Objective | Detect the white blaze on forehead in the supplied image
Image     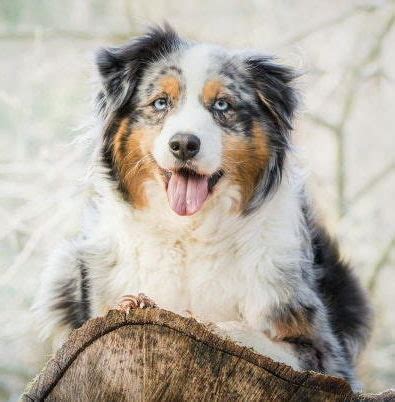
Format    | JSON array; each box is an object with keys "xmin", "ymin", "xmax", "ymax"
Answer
[
  {"xmin": 152, "ymin": 44, "xmax": 225, "ymax": 175},
  {"xmin": 179, "ymin": 44, "xmax": 223, "ymax": 102}
]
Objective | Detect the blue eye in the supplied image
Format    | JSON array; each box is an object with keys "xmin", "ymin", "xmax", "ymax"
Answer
[
  {"xmin": 213, "ymin": 99, "xmax": 230, "ymax": 112},
  {"xmin": 153, "ymin": 98, "xmax": 168, "ymax": 111}
]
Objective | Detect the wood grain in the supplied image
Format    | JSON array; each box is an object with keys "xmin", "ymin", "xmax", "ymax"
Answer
[{"xmin": 22, "ymin": 308, "xmax": 394, "ymax": 401}]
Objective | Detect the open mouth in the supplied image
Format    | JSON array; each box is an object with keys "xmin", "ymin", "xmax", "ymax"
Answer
[{"xmin": 163, "ymin": 167, "xmax": 223, "ymax": 216}]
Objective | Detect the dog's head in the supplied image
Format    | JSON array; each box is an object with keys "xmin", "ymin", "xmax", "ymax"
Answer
[{"xmin": 96, "ymin": 26, "xmax": 297, "ymax": 216}]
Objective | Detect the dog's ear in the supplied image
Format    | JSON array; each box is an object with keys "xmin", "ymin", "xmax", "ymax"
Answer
[
  {"xmin": 95, "ymin": 25, "xmax": 182, "ymax": 115},
  {"xmin": 243, "ymin": 56, "xmax": 299, "ymax": 213},
  {"xmin": 245, "ymin": 55, "xmax": 298, "ymax": 131}
]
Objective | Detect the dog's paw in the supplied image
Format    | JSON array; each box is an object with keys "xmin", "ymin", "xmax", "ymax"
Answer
[{"xmin": 114, "ymin": 293, "xmax": 157, "ymax": 314}]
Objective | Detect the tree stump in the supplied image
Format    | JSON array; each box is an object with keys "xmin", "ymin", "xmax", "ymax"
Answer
[{"xmin": 22, "ymin": 308, "xmax": 393, "ymax": 401}]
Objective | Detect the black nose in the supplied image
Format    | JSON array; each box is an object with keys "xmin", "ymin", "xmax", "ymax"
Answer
[{"xmin": 169, "ymin": 133, "xmax": 201, "ymax": 161}]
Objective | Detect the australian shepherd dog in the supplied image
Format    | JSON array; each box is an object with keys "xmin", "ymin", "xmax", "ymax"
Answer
[{"xmin": 34, "ymin": 26, "xmax": 372, "ymax": 389}]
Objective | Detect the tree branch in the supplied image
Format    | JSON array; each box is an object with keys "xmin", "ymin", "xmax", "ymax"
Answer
[
  {"xmin": 124, "ymin": 0, "xmax": 135, "ymax": 32},
  {"xmin": 306, "ymin": 11, "xmax": 395, "ymax": 218},
  {"xmin": 305, "ymin": 113, "xmax": 337, "ymax": 132},
  {"xmin": 0, "ymin": 29, "xmax": 133, "ymax": 42},
  {"xmin": 277, "ymin": 4, "xmax": 378, "ymax": 47},
  {"xmin": 347, "ymin": 161, "xmax": 395, "ymax": 208},
  {"xmin": 368, "ymin": 236, "xmax": 395, "ymax": 293}
]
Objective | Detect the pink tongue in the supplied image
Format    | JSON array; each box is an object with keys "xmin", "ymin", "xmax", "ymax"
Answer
[{"xmin": 167, "ymin": 173, "xmax": 209, "ymax": 216}]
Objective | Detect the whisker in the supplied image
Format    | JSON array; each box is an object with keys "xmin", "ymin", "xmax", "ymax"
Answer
[{"xmin": 122, "ymin": 154, "xmax": 153, "ymax": 181}]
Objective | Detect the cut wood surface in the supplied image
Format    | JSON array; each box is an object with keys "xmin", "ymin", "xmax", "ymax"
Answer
[{"xmin": 22, "ymin": 308, "xmax": 394, "ymax": 401}]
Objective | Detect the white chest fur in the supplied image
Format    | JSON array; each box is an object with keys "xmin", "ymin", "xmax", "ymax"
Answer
[{"xmin": 87, "ymin": 172, "xmax": 308, "ymax": 331}]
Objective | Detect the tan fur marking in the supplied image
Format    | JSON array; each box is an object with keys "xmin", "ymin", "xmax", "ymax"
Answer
[
  {"xmin": 202, "ymin": 80, "xmax": 225, "ymax": 105},
  {"xmin": 159, "ymin": 76, "xmax": 181, "ymax": 101},
  {"xmin": 223, "ymin": 122, "xmax": 270, "ymax": 212},
  {"xmin": 113, "ymin": 118, "xmax": 158, "ymax": 209},
  {"xmin": 113, "ymin": 118, "xmax": 129, "ymax": 157},
  {"xmin": 268, "ymin": 308, "xmax": 314, "ymax": 341}
]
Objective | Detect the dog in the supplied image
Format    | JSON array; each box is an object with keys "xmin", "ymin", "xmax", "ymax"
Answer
[{"xmin": 34, "ymin": 25, "xmax": 372, "ymax": 389}]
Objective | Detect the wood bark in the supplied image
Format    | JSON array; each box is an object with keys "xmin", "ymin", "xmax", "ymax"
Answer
[{"xmin": 22, "ymin": 308, "xmax": 394, "ymax": 401}]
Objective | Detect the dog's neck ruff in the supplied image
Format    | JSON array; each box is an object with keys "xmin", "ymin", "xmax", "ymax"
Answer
[{"xmin": 85, "ymin": 156, "xmax": 309, "ymax": 322}]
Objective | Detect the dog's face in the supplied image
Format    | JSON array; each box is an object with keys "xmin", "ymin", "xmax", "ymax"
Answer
[{"xmin": 97, "ymin": 27, "xmax": 297, "ymax": 216}]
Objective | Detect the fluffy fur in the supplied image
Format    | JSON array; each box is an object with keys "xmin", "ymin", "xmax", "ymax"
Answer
[{"xmin": 34, "ymin": 26, "xmax": 372, "ymax": 390}]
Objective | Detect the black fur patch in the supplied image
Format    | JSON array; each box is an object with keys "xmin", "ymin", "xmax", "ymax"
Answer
[
  {"xmin": 79, "ymin": 259, "xmax": 90, "ymax": 323},
  {"xmin": 102, "ymin": 117, "xmax": 122, "ymax": 182},
  {"xmin": 52, "ymin": 260, "xmax": 90, "ymax": 329},
  {"xmin": 243, "ymin": 56, "xmax": 298, "ymax": 213},
  {"xmin": 284, "ymin": 336, "xmax": 324, "ymax": 372},
  {"xmin": 309, "ymin": 219, "xmax": 372, "ymax": 359}
]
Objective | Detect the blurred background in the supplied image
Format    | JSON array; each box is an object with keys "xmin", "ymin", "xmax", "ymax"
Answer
[{"xmin": 0, "ymin": 0, "xmax": 394, "ymax": 399}]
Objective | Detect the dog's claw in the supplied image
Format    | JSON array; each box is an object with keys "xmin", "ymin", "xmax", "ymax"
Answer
[{"xmin": 114, "ymin": 293, "xmax": 157, "ymax": 314}]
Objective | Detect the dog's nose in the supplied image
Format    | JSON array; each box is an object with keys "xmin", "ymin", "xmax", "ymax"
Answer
[{"xmin": 169, "ymin": 133, "xmax": 201, "ymax": 161}]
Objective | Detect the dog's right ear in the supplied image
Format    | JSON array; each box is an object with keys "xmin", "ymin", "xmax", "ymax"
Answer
[
  {"xmin": 95, "ymin": 46, "xmax": 133, "ymax": 113},
  {"xmin": 95, "ymin": 24, "xmax": 183, "ymax": 115}
]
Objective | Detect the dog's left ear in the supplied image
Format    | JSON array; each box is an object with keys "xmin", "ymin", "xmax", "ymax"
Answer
[
  {"xmin": 245, "ymin": 55, "xmax": 298, "ymax": 131},
  {"xmin": 243, "ymin": 56, "xmax": 299, "ymax": 213}
]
